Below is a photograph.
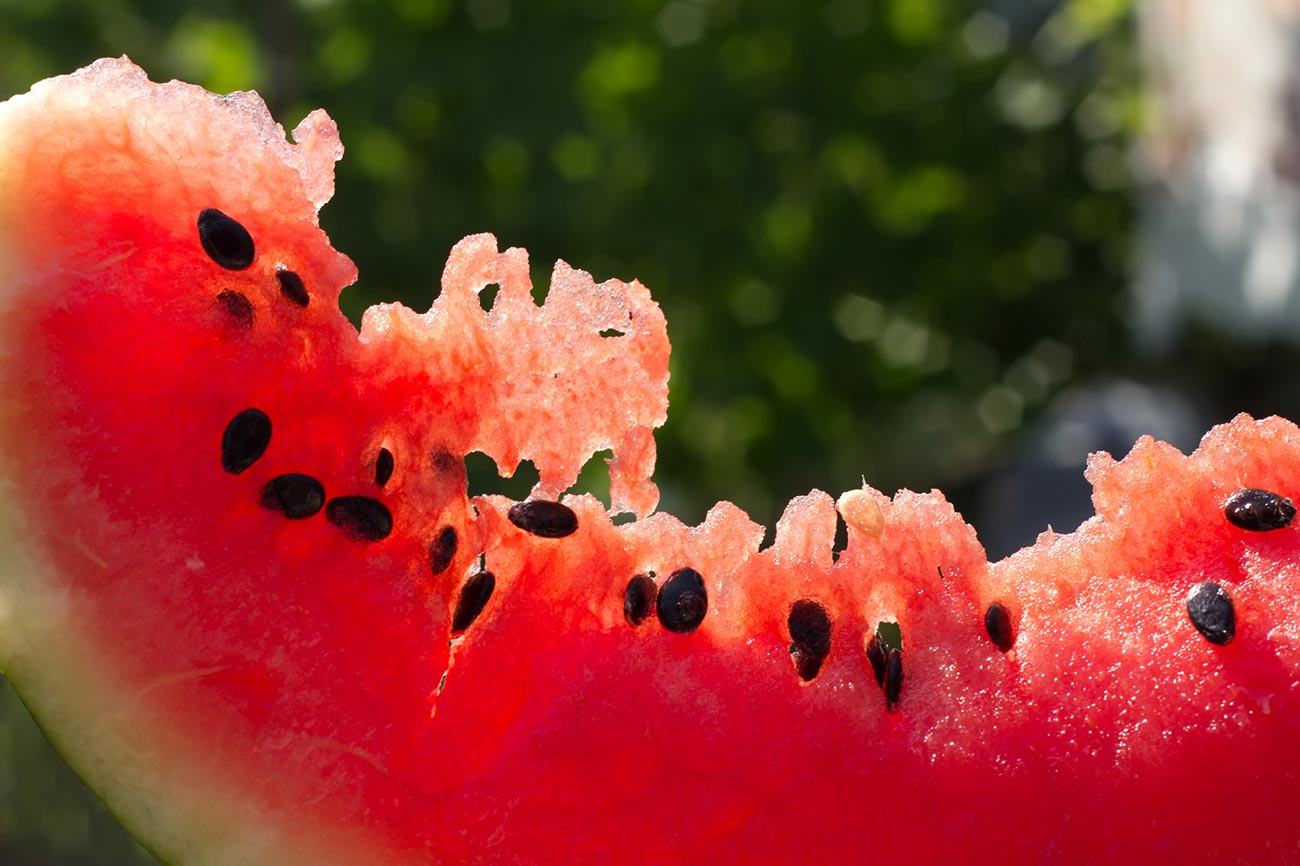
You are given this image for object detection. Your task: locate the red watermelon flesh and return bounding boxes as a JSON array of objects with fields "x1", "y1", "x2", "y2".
[{"x1": 1, "y1": 57, "x2": 1299, "y2": 866}]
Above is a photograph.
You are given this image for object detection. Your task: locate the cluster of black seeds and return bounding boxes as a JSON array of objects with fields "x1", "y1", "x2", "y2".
[
  {"x1": 221, "y1": 408, "x2": 394, "y2": 540},
  {"x1": 1174, "y1": 485, "x2": 1298, "y2": 647},
  {"x1": 619, "y1": 569, "x2": 710, "y2": 633},
  {"x1": 206, "y1": 205, "x2": 1286, "y2": 685},
  {"x1": 204, "y1": 209, "x2": 491, "y2": 643},
  {"x1": 200, "y1": 209, "x2": 312, "y2": 327}
]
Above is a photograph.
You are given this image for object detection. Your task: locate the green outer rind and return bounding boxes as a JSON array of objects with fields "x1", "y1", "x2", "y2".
[
  {"x1": 0, "y1": 507, "x2": 291, "y2": 866},
  {"x1": 0, "y1": 350, "x2": 432, "y2": 864},
  {"x1": 3, "y1": 671, "x2": 176, "y2": 866},
  {"x1": 0, "y1": 563, "x2": 401, "y2": 866}
]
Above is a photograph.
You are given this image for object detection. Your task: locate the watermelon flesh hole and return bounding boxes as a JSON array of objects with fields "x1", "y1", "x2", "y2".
[{"x1": 2, "y1": 57, "x2": 1300, "y2": 866}]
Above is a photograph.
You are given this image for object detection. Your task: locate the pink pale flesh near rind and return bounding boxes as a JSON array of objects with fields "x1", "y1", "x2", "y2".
[
  {"x1": 359, "y1": 233, "x2": 668, "y2": 515},
  {"x1": 1, "y1": 57, "x2": 1299, "y2": 866}
]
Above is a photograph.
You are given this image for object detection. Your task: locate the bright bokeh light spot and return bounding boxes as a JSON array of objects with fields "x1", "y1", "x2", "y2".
[
  {"x1": 167, "y1": 17, "x2": 263, "y2": 94},
  {"x1": 832, "y1": 294, "x2": 885, "y2": 343}
]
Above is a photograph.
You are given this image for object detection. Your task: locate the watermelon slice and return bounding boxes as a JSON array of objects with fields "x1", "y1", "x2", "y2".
[{"x1": 3, "y1": 57, "x2": 1300, "y2": 866}]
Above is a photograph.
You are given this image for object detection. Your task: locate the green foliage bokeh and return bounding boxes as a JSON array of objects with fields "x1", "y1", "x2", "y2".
[{"x1": 0, "y1": 1, "x2": 1145, "y2": 863}]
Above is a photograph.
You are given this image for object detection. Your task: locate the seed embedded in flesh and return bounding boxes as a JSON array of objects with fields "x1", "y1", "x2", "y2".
[
  {"x1": 865, "y1": 620, "x2": 902, "y2": 696},
  {"x1": 220, "y1": 409, "x2": 272, "y2": 475},
  {"x1": 260, "y1": 474, "x2": 325, "y2": 519},
  {"x1": 277, "y1": 269, "x2": 310, "y2": 307},
  {"x1": 984, "y1": 601, "x2": 1015, "y2": 652},
  {"x1": 325, "y1": 496, "x2": 393, "y2": 541},
  {"x1": 1186, "y1": 581, "x2": 1236, "y2": 646},
  {"x1": 656, "y1": 567, "x2": 707, "y2": 633},
  {"x1": 431, "y1": 450, "x2": 467, "y2": 492},
  {"x1": 197, "y1": 208, "x2": 255, "y2": 270},
  {"x1": 788, "y1": 599, "x2": 833, "y2": 681},
  {"x1": 884, "y1": 648, "x2": 904, "y2": 712},
  {"x1": 428, "y1": 526, "x2": 458, "y2": 576},
  {"x1": 1224, "y1": 488, "x2": 1296, "y2": 532},
  {"x1": 508, "y1": 500, "x2": 579, "y2": 538},
  {"x1": 452, "y1": 571, "x2": 496, "y2": 632},
  {"x1": 375, "y1": 448, "x2": 395, "y2": 486},
  {"x1": 216, "y1": 290, "x2": 254, "y2": 328},
  {"x1": 623, "y1": 573, "x2": 657, "y2": 627},
  {"x1": 865, "y1": 632, "x2": 887, "y2": 687}
]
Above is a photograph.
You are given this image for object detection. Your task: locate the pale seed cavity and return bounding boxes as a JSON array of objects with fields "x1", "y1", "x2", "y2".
[
  {"x1": 656, "y1": 567, "x2": 707, "y2": 633},
  {"x1": 221, "y1": 409, "x2": 272, "y2": 475},
  {"x1": 198, "y1": 209, "x2": 255, "y2": 270},
  {"x1": 452, "y1": 571, "x2": 495, "y2": 632},
  {"x1": 788, "y1": 599, "x2": 833, "y2": 681},
  {"x1": 1224, "y1": 488, "x2": 1296, "y2": 532},
  {"x1": 508, "y1": 500, "x2": 579, "y2": 538},
  {"x1": 325, "y1": 496, "x2": 393, "y2": 541},
  {"x1": 1186, "y1": 581, "x2": 1236, "y2": 646}
]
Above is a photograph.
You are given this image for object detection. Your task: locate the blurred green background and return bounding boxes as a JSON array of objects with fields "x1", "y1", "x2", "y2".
[{"x1": 0, "y1": 0, "x2": 1292, "y2": 863}]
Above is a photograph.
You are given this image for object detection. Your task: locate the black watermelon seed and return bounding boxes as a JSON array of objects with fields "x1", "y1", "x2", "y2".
[
  {"x1": 375, "y1": 447, "x2": 396, "y2": 486},
  {"x1": 1224, "y1": 488, "x2": 1296, "y2": 532},
  {"x1": 865, "y1": 632, "x2": 886, "y2": 687},
  {"x1": 221, "y1": 409, "x2": 272, "y2": 475},
  {"x1": 508, "y1": 500, "x2": 579, "y2": 538},
  {"x1": 260, "y1": 474, "x2": 325, "y2": 519},
  {"x1": 452, "y1": 571, "x2": 495, "y2": 632},
  {"x1": 277, "y1": 269, "x2": 310, "y2": 307},
  {"x1": 197, "y1": 208, "x2": 255, "y2": 270},
  {"x1": 428, "y1": 526, "x2": 458, "y2": 576},
  {"x1": 884, "y1": 648, "x2": 904, "y2": 712},
  {"x1": 656, "y1": 567, "x2": 708, "y2": 633},
  {"x1": 216, "y1": 290, "x2": 255, "y2": 328},
  {"x1": 1186, "y1": 581, "x2": 1236, "y2": 646},
  {"x1": 624, "y1": 573, "x2": 657, "y2": 627},
  {"x1": 431, "y1": 450, "x2": 462, "y2": 475},
  {"x1": 984, "y1": 601, "x2": 1015, "y2": 653},
  {"x1": 325, "y1": 496, "x2": 393, "y2": 541},
  {"x1": 431, "y1": 450, "x2": 467, "y2": 492},
  {"x1": 866, "y1": 621, "x2": 902, "y2": 687},
  {"x1": 788, "y1": 599, "x2": 833, "y2": 681}
]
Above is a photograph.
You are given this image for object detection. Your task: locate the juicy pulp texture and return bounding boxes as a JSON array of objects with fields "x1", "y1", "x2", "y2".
[{"x1": 2, "y1": 58, "x2": 1300, "y2": 866}]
